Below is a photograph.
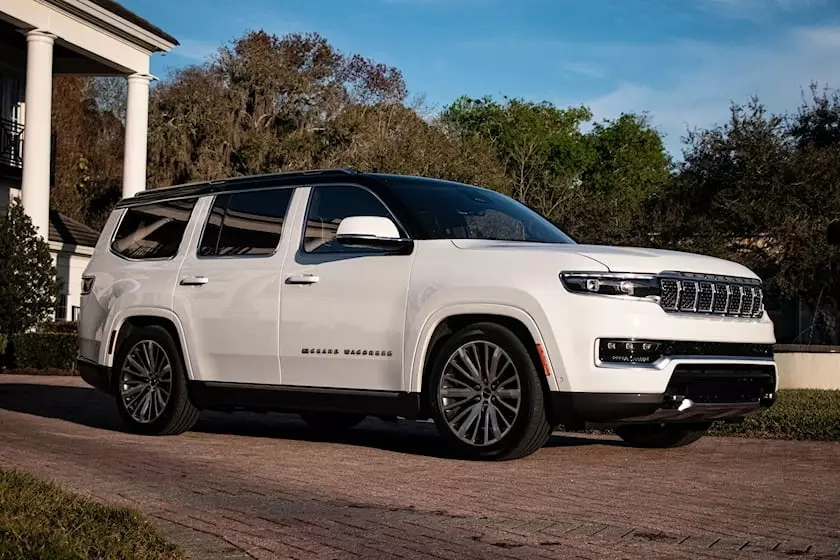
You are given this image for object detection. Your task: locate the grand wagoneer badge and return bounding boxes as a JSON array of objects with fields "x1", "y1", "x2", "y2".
[{"x1": 301, "y1": 348, "x2": 393, "y2": 357}]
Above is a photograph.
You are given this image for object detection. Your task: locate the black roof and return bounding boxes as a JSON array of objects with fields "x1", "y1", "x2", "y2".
[
  {"x1": 116, "y1": 169, "x2": 464, "y2": 241},
  {"x1": 117, "y1": 168, "x2": 365, "y2": 208},
  {"x1": 88, "y1": 0, "x2": 179, "y2": 46},
  {"x1": 49, "y1": 211, "x2": 101, "y2": 248},
  {"x1": 118, "y1": 168, "x2": 477, "y2": 209}
]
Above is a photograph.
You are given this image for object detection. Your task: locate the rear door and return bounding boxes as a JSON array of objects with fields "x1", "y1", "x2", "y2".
[{"x1": 172, "y1": 186, "x2": 298, "y2": 385}]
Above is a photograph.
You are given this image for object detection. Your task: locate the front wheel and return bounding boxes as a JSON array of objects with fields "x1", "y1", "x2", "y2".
[
  {"x1": 429, "y1": 322, "x2": 552, "y2": 460},
  {"x1": 614, "y1": 423, "x2": 711, "y2": 448}
]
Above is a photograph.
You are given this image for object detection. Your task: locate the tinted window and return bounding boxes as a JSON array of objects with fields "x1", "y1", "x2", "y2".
[
  {"x1": 384, "y1": 177, "x2": 575, "y2": 243},
  {"x1": 303, "y1": 186, "x2": 395, "y2": 253},
  {"x1": 112, "y1": 199, "x2": 197, "y2": 259},
  {"x1": 198, "y1": 188, "x2": 294, "y2": 257}
]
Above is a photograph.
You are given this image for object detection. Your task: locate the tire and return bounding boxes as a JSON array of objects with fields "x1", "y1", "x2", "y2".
[
  {"x1": 113, "y1": 325, "x2": 200, "y2": 435},
  {"x1": 300, "y1": 412, "x2": 366, "y2": 431},
  {"x1": 428, "y1": 322, "x2": 552, "y2": 460},
  {"x1": 614, "y1": 422, "x2": 711, "y2": 448}
]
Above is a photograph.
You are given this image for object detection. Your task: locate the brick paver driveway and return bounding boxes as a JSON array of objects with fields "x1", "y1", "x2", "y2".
[{"x1": 0, "y1": 375, "x2": 838, "y2": 559}]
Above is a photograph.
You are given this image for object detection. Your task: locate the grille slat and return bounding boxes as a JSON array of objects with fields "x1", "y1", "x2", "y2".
[{"x1": 658, "y1": 274, "x2": 763, "y2": 318}]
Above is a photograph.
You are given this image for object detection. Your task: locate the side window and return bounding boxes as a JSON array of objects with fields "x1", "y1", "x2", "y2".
[
  {"x1": 111, "y1": 198, "x2": 197, "y2": 260},
  {"x1": 198, "y1": 188, "x2": 294, "y2": 257},
  {"x1": 303, "y1": 186, "x2": 396, "y2": 253}
]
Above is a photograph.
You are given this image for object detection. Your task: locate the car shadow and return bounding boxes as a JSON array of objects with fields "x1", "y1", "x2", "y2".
[{"x1": 0, "y1": 381, "x2": 623, "y2": 458}]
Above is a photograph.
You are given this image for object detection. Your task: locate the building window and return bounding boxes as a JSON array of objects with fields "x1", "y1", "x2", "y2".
[
  {"x1": 198, "y1": 188, "x2": 294, "y2": 257},
  {"x1": 55, "y1": 294, "x2": 68, "y2": 322},
  {"x1": 111, "y1": 198, "x2": 197, "y2": 260}
]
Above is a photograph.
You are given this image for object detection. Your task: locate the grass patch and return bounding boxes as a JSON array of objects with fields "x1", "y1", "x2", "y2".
[
  {"x1": 0, "y1": 468, "x2": 185, "y2": 560},
  {"x1": 709, "y1": 389, "x2": 840, "y2": 441}
]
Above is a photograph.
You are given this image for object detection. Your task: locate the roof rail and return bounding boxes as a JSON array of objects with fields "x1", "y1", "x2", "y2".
[
  {"x1": 132, "y1": 167, "x2": 359, "y2": 199},
  {"x1": 299, "y1": 167, "x2": 358, "y2": 175}
]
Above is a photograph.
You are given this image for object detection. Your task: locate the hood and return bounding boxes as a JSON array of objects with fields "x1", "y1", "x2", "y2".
[{"x1": 449, "y1": 240, "x2": 758, "y2": 279}]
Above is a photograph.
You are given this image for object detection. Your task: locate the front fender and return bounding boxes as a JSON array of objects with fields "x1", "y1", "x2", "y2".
[{"x1": 406, "y1": 301, "x2": 568, "y2": 394}]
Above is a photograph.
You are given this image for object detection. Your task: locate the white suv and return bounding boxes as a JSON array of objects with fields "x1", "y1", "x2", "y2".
[{"x1": 78, "y1": 169, "x2": 777, "y2": 460}]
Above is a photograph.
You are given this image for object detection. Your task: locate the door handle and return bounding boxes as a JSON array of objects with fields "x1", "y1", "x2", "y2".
[
  {"x1": 286, "y1": 274, "x2": 320, "y2": 285},
  {"x1": 180, "y1": 276, "x2": 209, "y2": 286}
]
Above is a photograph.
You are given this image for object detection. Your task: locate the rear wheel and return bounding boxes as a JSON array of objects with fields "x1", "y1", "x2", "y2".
[
  {"x1": 428, "y1": 322, "x2": 552, "y2": 460},
  {"x1": 113, "y1": 325, "x2": 199, "y2": 435},
  {"x1": 300, "y1": 412, "x2": 366, "y2": 431},
  {"x1": 614, "y1": 423, "x2": 711, "y2": 448}
]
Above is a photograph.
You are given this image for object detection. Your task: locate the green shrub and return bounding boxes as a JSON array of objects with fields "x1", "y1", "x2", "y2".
[
  {"x1": 0, "y1": 333, "x2": 6, "y2": 356},
  {"x1": 0, "y1": 468, "x2": 185, "y2": 560},
  {"x1": 710, "y1": 389, "x2": 840, "y2": 441},
  {"x1": 0, "y1": 200, "x2": 62, "y2": 336},
  {"x1": 11, "y1": 332, "x2": 77, "y2": 370}
]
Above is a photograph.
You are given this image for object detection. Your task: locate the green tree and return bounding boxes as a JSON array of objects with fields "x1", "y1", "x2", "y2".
[
  {"x1": 51, "y1": 76, "x2": 125, "y2": 230},
  {"x1": 147, "y1": 31, "x2": 409, "y2": 186},
  {"x1": 579, "y1": 113, "x2": 672, "y2": 245},
  {"x1": 440, "y1": 96, "x2": 671, "y2": 245},
  {"x1": 0, "y1": 201, "x2": 62, "y2": 338},
  {"x1": 658, "y1": 91, "x2": 840, "y2": 343},
  {"x1": 440, "y1": 96, "x2": 593, "y2": 220}
]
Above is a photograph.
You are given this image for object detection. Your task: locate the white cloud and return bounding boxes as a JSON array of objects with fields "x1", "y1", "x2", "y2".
[
  {"x1": 581, "y1": 25, "x2": 840, "y2": 156},
  {"x1": 172, "y1": 39, "x2": 219, "y2": 62},
  {"x1": 563, "y1": 62, "x2": 604, "y2": 79}
]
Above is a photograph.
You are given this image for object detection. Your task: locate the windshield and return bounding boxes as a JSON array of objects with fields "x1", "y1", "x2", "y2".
[{"x1": 383, "y1": 176, "x2": 575, "y2": 244}]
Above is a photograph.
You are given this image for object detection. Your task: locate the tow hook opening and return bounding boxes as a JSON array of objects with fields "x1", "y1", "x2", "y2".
[{"x1": 663, "y1": 394, "x2": 694, "y2": 411}]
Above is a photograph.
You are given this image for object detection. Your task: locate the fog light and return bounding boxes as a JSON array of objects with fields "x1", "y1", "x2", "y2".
[{"x1": 599, "y1": 339, "x2": 664, "y2": 364}]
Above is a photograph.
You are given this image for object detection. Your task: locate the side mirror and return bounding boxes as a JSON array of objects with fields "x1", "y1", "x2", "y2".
[
  {"x1": 828, "y1": 220, "x2": 840, "y2": 246},
  {"x1": 335, "y1": 216, "x2": 412, "y2": 251}
]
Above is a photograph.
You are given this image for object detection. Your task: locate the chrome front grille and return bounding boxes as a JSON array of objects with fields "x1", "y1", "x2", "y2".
[{"x1": 659, "y1": 273, "x2": 764, "y2": 318}]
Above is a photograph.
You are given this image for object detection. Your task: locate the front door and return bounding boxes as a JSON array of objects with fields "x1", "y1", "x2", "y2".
[
  {"x1": 173, "y1": 186, "x2": 297, "y2": 385},
  {"x1": 279, "y1": 184, "x2": 415, "y2": 391}
]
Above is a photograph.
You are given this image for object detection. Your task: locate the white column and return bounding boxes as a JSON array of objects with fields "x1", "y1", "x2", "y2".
[
  {"x1": 122, "y1": 73, "x2": 154, "y2": 199},
  {"x1": 20, "y1": 29, "x2": 55, "y2": 239}
]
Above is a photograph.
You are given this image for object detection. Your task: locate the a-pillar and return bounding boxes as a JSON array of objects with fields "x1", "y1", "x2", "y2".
[
  {"x1": 20, "y1": 29, "x2": 55, "y2": 239},
  {"x1": 122, "y1": 73, "x2": 154, "y2": 200}
]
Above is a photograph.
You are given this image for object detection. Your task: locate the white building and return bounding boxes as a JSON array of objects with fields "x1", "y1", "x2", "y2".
[{"x1": 0, "y1": 0, "x2": 177, "y2": 321}]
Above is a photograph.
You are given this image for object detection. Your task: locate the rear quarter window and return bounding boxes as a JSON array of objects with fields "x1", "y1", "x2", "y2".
[{"x1": 111, "y1": 199, "x2": 197, "y2": 260}]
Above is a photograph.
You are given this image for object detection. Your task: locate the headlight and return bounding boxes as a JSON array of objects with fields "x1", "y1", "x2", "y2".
[{"x1": 560, "y1": 272, "x2": 660, "y2": 300}]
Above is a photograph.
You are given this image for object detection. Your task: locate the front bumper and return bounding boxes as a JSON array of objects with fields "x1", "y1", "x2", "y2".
[{"x1": 549, "y1": 362, "x2": 777, "y2": 427}]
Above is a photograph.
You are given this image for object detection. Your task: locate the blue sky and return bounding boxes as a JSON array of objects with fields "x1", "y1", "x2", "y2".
[{"x1": 123, "y1": 0, "x2": 840, "y2": 155}]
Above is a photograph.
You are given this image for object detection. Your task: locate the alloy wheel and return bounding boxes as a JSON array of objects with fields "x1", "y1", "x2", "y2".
[
  {"x1": 438, "y1": 340, "x2": 522, "y2": 447},
  {"x1": 119, "y1": 340, "x2": 173, "y2": 424}
]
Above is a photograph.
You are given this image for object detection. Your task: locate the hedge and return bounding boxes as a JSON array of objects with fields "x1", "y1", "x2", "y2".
[
  {"x1": 0, "y1": 333, "x2": 6, "y2": 356},
  {"x1": 709, "y1": 389, "x2": 840, "y2": 441},
  {"x1": 11, "y1": 332, "x2": 78, "y2": 370}
]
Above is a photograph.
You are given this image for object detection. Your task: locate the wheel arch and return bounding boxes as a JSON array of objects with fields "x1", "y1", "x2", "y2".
[
  {"x1": 409, "y1": 304, "x2": 564, "y2": 400},
  {"x1": 101, "y1": 308, "x2": 195, "y2": 380}
]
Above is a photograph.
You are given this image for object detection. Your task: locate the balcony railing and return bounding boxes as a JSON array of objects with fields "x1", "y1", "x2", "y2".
[{"x1": 1, "y1": 116, "x2": 23, "y2": 169}]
